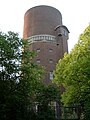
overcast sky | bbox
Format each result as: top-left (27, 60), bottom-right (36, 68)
top-left (0, 0), bottom-right (90, 51)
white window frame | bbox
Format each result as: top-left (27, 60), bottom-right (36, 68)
top-left (50, 71), bottom-right (53, 80)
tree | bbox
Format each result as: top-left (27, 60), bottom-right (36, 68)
top-left (0, 31), bottom-right (61, 120)
top-left (0, 31), bottom-right (22, 120)
top-left (36, 84), bottom-right (61, 120)
top-left (53, 25), bottom-right (90, 119)
top-left (0, 31), bottom-right (44, 120)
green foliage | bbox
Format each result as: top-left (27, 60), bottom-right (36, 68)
top-left (0, 31), bottom-right (44, 120)
top-left (0, 31), bottom-right (61, 120)
top-left (0, 32), bottom-right (22, 120)
top-left (53, 25), bottom-right (90, 119)
top-left (36, 85), bottom-right (61, 104)
top-left (35, 84), bottom-right (61, 120)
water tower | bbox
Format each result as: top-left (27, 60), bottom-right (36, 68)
top-left (23, 5), bottom-right (69, 84)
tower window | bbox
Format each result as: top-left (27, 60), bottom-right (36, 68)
top-left (41, 36), bottom-right (44, 39)
top-left (48, 36), bottom-right (51, 40)
top-left (49, 48), bottom-right (53, 52)
top-left (36, 48), bottom-right (40, 52)
top-left (36, 59), bottom-right (40, 63)
top-left (64, 30), bottom-right (68, 36)
top-left (50, 71), bottom-right (53, 80)
top-left (49, 59), bottom-right (53, 63)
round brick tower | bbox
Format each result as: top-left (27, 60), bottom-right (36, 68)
top-left (23, 5), bottom-right (62, 38)
top-left (23, 5), bottom-right (69, 84)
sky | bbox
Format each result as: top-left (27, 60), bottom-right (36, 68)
top-left (0, 0), bottom-right (90, 51)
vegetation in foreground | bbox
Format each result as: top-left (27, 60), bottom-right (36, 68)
top-left (1, 25), bottom-right (90, 120)
top-left (0, 31), bottom-right (60, 120)
top-left (54, 25), bottom-right (90, 119)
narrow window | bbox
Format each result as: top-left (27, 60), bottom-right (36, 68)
top-left (50, 71), bottom-right (53, 80)
top-left (64, 30), bottom-right (67, 36)
top-left (36, 59), bottom-right (40, 63)
top-left (49, 59), bottom-right (53, 63)
top-left (36, 48), bottom-right (40, 52)
top-left (41, 36), bottom-right (44, 39)
top-left (49, 48), bottom-right (53, 52)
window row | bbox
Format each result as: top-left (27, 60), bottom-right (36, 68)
top-left (28, 34), bottom-right (56, 42)
top-left (36, 59), bottom-right (54, 64)
top-left (36, 48), bottom-right (53, 53)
